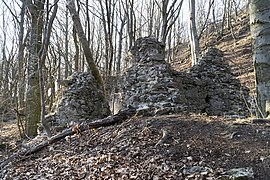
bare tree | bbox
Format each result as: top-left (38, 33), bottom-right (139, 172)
top-left (198, 0), bottom-right (214, 40)
top-left (25, 0), bottom-right (45, 137)
top-left (98, 0), bottom-right (117, 77)
top-left (122, 0), bottom-right (136, 49)
top-left (146, 0), bottom-right (155, 36)
top-left (1, 5), bottom-right (9, 112)
top-left (16, 1), bottom-right (27, 113)
top-left (157, 0), bottom-right (184, 44)
top-left (116, 0), bottom-right (127, 75)
top-left (64, 7), bottom-right (70, 78)
top-left (189, 0), bottom-right (200, 66)
top-left (13, 1), bottom-right (28, 137)
top-left (37, 0), bottom-right (59, 137)
top-left (67, 0), bottom-right (104, 90)
top-left (71, 0), bottom-right (81, 72)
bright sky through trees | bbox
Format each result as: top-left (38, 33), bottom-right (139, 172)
top-left (0, 0), bottom-right (246, 52)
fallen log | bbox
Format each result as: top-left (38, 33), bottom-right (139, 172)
top-left (0, 108), bottom-right (137, 170)
top-left (251, 118), bottom-right (270, 124)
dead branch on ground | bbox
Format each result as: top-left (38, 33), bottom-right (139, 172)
top-left (0, 108), bottom-right (136, 171)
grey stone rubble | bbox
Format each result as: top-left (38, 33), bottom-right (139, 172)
top-left (223, 167), bottom-right (254, 179)
top-left (121, 37), bottom-right (249, 117)
top-left (46, 72), bottom-right (111, 128)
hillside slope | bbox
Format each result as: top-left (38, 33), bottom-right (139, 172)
top-left (171, 12), bottom-right (254, 94)
top-left (1, 114), bottom-right (270, 179)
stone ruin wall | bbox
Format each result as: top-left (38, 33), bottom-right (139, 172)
top-left (189, 48), bottom-right (249, 116)
top-left (121, 37), bottom-right (249, 117)
top-left (46, 72), bottom-right (111, 128)
top-left (46, 37), bottom-right (250, 130)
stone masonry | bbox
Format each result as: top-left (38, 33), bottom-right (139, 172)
top-left (46, 72), bottom-right (111, 128)
top-left (122, 37), bottom-right (207, 115)
top-left (121, 37), bottom-right (249, 117)
top-left (190, 47), bottom-right (249, 116)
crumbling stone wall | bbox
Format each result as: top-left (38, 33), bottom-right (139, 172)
top-left (190, 47), bottom-right (249, 116)
top-left (46, 72), bottom-right (111, 127)
top-left (122, 37), bottom-right (208, 115)
top-left (121, 37), bottom-right (249, 117)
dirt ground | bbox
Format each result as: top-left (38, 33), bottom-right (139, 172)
top-left (1, 113), bottom-right (270, 179)
top-left (0, 121), bottom-right (19, 160)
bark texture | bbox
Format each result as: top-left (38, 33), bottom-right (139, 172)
top-left (189, 0), bottom-right (200, 66)
top-left (25, 0), bottom-right (45, 137)
top-left (250, 0), bottom-right (270, 117)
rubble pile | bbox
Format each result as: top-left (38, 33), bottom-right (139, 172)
top-left (46, 72), bottom-right (111, 127)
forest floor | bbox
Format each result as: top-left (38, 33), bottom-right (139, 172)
top-left (0, 121), bottom-right (19, 160)
top-left (1, 12), bottom-right (269, 179)
top-left (1, 114), bottom-right (270, 179)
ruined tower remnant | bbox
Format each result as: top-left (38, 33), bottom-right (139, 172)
top-left (46, 72), bottom-right (111, 128)
top-left (121, 37), bottom-right (249, 117)
top-left (122, 37), bottom-right (207, 115)
top-left (190, 47), bottom-right (249, 117)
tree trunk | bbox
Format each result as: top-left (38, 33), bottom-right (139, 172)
top-left (73, 26), bottom-right (79, 72)
top-left (67, 0), bottom-right (104, 90)
top-left (25, 0), bottom-right (45, 137)
top-left (189, 0), bottom-right (200, 66)
top-left (198, 0), bottom-right (214, 40)
top-left (64, 8), bottom-right (69, 79)
top-left (17, 1), bottom-right (26, 113)
top-left (124, 0), bottom-right (136, 49)
top-left (1, 7), bottom-right (9, 111)
top-left (220, 0), bottom-right (228, 38)
top-left (250, 0), bottom-right (270, 118)
top-left (147, 0), bottom-right (155, 36)
top-left (37, 0), bottom-right (58, 137)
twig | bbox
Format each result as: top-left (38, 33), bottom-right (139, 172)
top-left (14, 109), bottom-right (25, 139)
